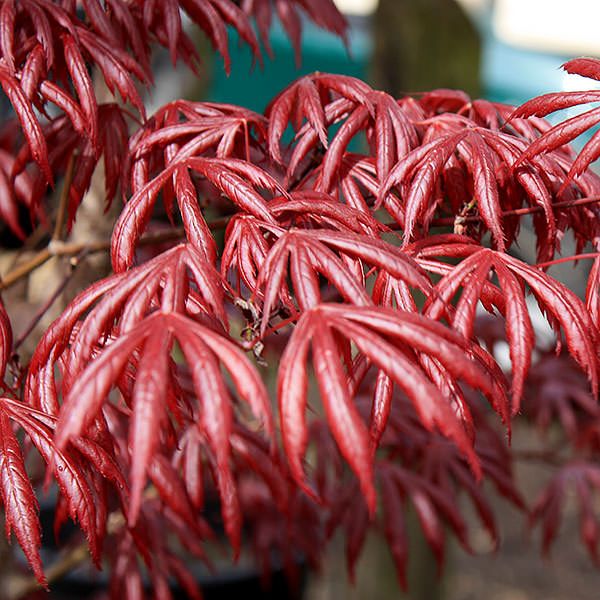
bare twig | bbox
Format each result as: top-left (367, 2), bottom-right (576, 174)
top-left (2, 194), bottom-right (599, 293)
top-left (0, 249), bottom-right (52, 291)
top-left (52, 153), bottom-right (76, 242)
top-left (5, 505), bottom-right (129, 600)
top-left (535, 252), bottom-right (600, 269)
top-left (12, 254), bottom-right (84, 352)
top-left (0, 216), bottom-right (233, 293)
top-left (512, 449), bottom-right (564, 467)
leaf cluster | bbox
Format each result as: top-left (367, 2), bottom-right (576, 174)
top-left (1, 4), bottom-right (600, 599)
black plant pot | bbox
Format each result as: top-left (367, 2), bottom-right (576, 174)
top-left (44, 566), bottom-right (305, 600)
top-left (37, 505), bottom-right (307, 600)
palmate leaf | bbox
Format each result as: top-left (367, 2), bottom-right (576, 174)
top-left (266, 73), bottom-right (373, 164)
top-left (43, 303), bottom-right (273, 549)
top-left (317, 153), bottom-right (422, 228)
top-left (379, 461), bottom-right (472, 579)
top-left (0, 0), bottom-right (347, 186)
top-left (376, 447), bottom-right (516, 588)
top-left (100, 0), bottom-right (345, 76)
top-left (108, 496), bottom-right (211, 600)
top-left (171, 420), bottom-right (310, 572)
top-left (229, 426), bottom-right (290, 513)
top-left (514, 105), bottom-right (600, 182)
top-left (328, 462), bottom-right (471, 587)
top-left (523, 350), bottom-right (599, 441)
top-left (220, 213), bottom-right (274, 298)
top-left (238, 476), bottom-right (324, 587)
top-left (324, 392), bottom-right (523, 588)
top-left (268, 192), bottom-right (385, 235)
top-left (14, 104), bottom-right (130, 227)
top-left (21, 426), bottom-right (101, 566)
top-left (0, 396), bottom-right (126, 583)
top-left (378, 116), bottom-right (580, 255)
top-left (254, 228), bottom-right (433, 333)
top-left (0, 142), bottom-right (35, 239)
top-left (510, 58), bottom-right (600, 179)
top-left (127, 100), bottom-right (267, 173)
top-left (245, 0), bottom-right (347, 64)
top-left (103, 402), bottom-right (215, 543)
top-left (292, 91), bottom-right (419, 191)
top-left (111, 155), bottom-right (286, 272)
top-left (531, 461), bottom-right (600, 564)
top-left (418, 89), bottom-right (552, 142)
top-left (80, 0), bottom-right (148, 71)
top-left (386, 396), bottom-right (524, 530)
top-left (266, 75), bottom-right (420, 188)
top-left (330, 154), bottom-right (382, 212)
top-left (140, 0), bottom-right (346, 73)
top-left (122, 100), bottom-right (269, 261)
top-left (27, 242), bottom-right (227, 411)
top-left (413, 236), bottom-right (600, 412)
top-left (0, 399), bottom-right (45, 586)
top-left (107, 424), bottom-right (319, 600)
top-left (75, 27), bottom-right (146, 116)
top-left (316, 91), bottom-right (419, 192)
top-left (278, 304), bottom-right (508, 511)
top-left (222, 427), bottom-right (326, 580)
top-left (288, 153), bottom-right (388, 217)
top-left (221, 193), bottom-right (386, 298)
top-left (0, 1), bottom-right (144, 176)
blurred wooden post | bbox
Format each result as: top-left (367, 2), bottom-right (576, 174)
top-left (371, 0), bottom-right (481, 97)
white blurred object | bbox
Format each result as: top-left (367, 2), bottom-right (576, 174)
top-left (455, 0), bottom-right (492, 21)
top-left (493, 0), bottom-right (600, 55)
top-left (561, 70), bottom-right (600, 92)
top-left (333, 0), bottom-right (379, 16)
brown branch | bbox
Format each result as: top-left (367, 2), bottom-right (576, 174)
top-left (5, 485), bottom-right (163, 600)
top-left (52, 153), bottom-right (76, 242)
top-left (5, 504), bottom-right (129, 600)
top-left (512, 448), bottom-right (564, 467)
top-left (2, 195), bottom-right (598, 292)
top-left (0, 216), bottom-right (233, 293)
top-left (0, 249), bottom-right (52, 291)
top-left (12, 255), bottom-right (83, 352)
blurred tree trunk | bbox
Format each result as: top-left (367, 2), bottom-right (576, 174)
top-left (305, 518), bottom-right (444, 600)
top-left (362, 8), bottom-right (480, 599)
top-left (371, 0), bottom-right (481, 97)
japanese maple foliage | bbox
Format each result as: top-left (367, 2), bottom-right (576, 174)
top-left (2, 2), bottom-right (600, 598)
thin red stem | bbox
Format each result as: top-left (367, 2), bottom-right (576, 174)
top-left (536, 252), bottom-right (600, 269)
top-left (385, 195), bottom-right (600, 229)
